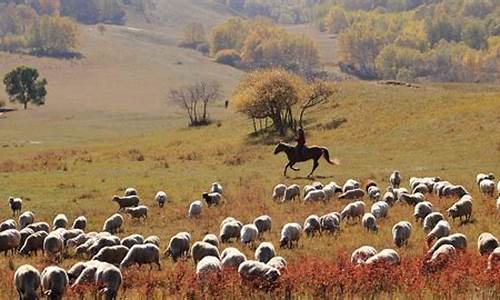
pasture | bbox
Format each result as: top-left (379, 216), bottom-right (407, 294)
top-left (1, 77), bottom-right (499, 298)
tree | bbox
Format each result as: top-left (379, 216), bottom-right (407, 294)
top-left (463, 21), bottom-right (488, 50)
top-left (233, 68), bottom-right (335, 135)
top-left (168, 81), bottom-right (221, 126)
top-left (298, 81), bottom-right (337, 127)
top-left (324, 6), bottom-right (349, 34)
top-left (28, 15), bottom-right (79, 55)
top-left (179, 22), bottom-right (206, 49)
top-left (3, 66), bottom-right (47, 110)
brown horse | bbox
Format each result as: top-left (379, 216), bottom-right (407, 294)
top-left (273, 142), bottom-right (338, 177)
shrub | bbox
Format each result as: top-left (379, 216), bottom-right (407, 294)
top-left (214, 49), bottom-right (241, 67)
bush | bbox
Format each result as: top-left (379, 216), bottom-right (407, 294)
top-left (196, 42), bottom-right (210, 55)
top-left (214, 49), bottom-right (241, 66)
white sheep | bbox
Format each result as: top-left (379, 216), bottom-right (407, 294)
top-left (320, 212), bottom-right (340, 234)
top-left (89, 236), bottom-right (121, 258)
top-left (447, 196), bottom-right (472, 222)
top-left (323, 182), bottom-right (342, 201)
top-left (266, 256), bottom-right (287, 272)
top-left (487, 247), bottom-right (500, 271)
top-left (343, 179), bottom-right (361, 192)
top-left (103, 214), bottom-right (123, 234)
top-left (112, 195), bottom-right (140, 211)
top-left (196, 256), bottom-right (222, 280)
top-left (303, 185), bottom-right (316, 198)
top-left (125, 205), bottom-right (149, 221)
top-left (426, 220), bottom-right (451, 247)
top-left (371, 201), bottom-right (389, 219)
top-left (41, 266), bottom-right (69, 299)
top-left (120, 244), bottom-right (161, 270)
top-left (19, 228), bottom-right (34, 251)
top-left (367, 185), bottom-right (381, 202)
top-left (362, 213), bottom-right (378, 232)
top-left (283, 184), bottom-right (300, 202)
top-left (220, 247), bottom-right (246, 270)
top-left (399, 192), bottom-right (425, 206)
top-left (202, 234), bottom-right (219, 248)
top-left (478, 232), bottom-right (499, 256)
top-left (479, 179), bottom-right (495, 197)
top-left (92, 245), bottom-right (130, 265)
top-left (210, 182), bottom-right (223, 195)
top-left (220, 220), bottom-right (242, 243)
top-left (144, 235), bottom-right (160, 247)
top-left (389, 171), bottom-right (401, 188)
top-left (240, 224), bottom-right (259, 246)
top-left (338, 189), bottom-right (365, 200)
top-left (0, 229), bottom-right (20, 255)
top-left (71, 216), bottom-right (87, 231)
top-left (392, 221), bottom-right (412, 247)
top-left (497, 195), bottom-right (500, 210)
top-left (8, 197), bottom-right (22, 216)
top-left (95, 262), bottom-right (122, 300)
top-left (423, 212), bottom-right (445, 233)
top-left (280, 223), bottom-right (301, 249)
top-left (253, 215), bottom-right (272, 237)
top-left (303, 214), bottom-right (321, 237)
top-left (238, 260), bottom-right (281, 282)
top-left (164, 232), bottom-right (191, 262)
top-left (124, 187), bottom-right (138, 196)
top-left (427, 233), bottom-right (468, 257)
top-left (43, 233), bottom-right (64, 260)
top-left (0, 219), bottom-right (17, 231)
top-left (351, 245), bottom-right (377, 265)
top-left (425, 244), bottom-right (456, 267)
top-left (18, 211), bottom-right (35, 229)
top-left (382, 187), bottom-right (396, 206)
top-left (202, 192), bottom-right (222, 207)
top-left (340, 201), bottom-right (366, 223)
top-left (272, 184), bottom-right (287, 201)
top-left (121, 234), bottom-right (144, 249)
top-left (412, 183), bottom-right (430, 194)
top-left (19, 231), bottom-right (48, 256)
top-left (191, 241), bottom-right (220, 264)
top-left (14, 264), bottom-right (41, 300)
top-left (365, 249), bottom-right (400, 265)
top-left (442, 185), bottom-right (469, 198)
top-left (304, 189), bottom-right (326, 203)
top-left (155, 191), bottom-right (167, 208)
top-left (26, 222), bottom-right (49, 233)
top-left (52, 214), bottom-right (68, 230)
top-left (255, 242), bottom-right (275, 263)
top-left (188, 200), bottom-right (202, 218)
top-left (414, 201), bottom-right (433, 222)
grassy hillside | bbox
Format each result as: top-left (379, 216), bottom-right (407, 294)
top-left (0, 80), bottom-right (499, 298)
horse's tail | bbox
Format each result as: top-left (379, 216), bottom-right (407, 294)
top-left (321, 147), bottom-right (340, 165)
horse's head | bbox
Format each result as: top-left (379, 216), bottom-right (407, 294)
top-left (274, 142), bottom-right (285, 155)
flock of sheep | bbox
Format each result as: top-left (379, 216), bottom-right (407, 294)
top-left (3, 172), bottom-right (500, 299)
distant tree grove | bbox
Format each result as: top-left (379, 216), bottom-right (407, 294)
top-left (0, 0), bottom-right (136, 56)
top-left (204, 17), bottom-right (320, 75)
top-left (213, 0), bottom-right (500, 83)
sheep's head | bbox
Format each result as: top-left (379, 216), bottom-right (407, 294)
top-left (264, 268), bottom-right (281, 282)
top-left (8, 197), bottom-right (14, 204)
top-left (279, 237), bottom-right (288, 248)
top-left (111, 195), bottom-right (120, 202)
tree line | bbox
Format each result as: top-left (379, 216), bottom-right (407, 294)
top-left (320, 0), bottom-right (500, 83)
top-left (180, 18), bottom-right (321, 76)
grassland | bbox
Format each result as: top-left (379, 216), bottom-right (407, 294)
top-left (0, 78), bottom-right (499, 298)
top-left (0, 1), bottom-right (499, 297)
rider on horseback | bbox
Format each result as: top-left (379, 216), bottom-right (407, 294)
top-left (296, 127), bottom-right (307, 156)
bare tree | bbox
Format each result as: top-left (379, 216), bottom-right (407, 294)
top-left (298, 81), bottom-right (336, 127)
top-left (168, 80), bottom-right (221, 126)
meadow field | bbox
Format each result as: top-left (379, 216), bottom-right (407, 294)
top-left (1, 1), bottom-right (500, 298)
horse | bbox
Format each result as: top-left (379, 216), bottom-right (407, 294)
top-left (273, 142), bottom-right (338, 177)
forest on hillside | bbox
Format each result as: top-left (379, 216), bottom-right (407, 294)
top-left (215, 0), bottom-right (500, 82)
top-left (0, 0), bottom-right (145, 56)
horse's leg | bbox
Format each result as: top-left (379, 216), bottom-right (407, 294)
top-left (308, 159), bottom-right (319, 177)
top-left (284, 162), bottom-right (291, 177)
top-left (290, 163), bottom-right (300, 171)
